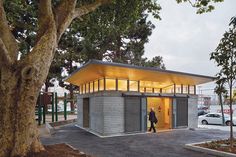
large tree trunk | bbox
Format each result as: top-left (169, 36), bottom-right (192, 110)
top-left (0, 1), bottom-right (107, 156)
top-left (0, 68), bottom-right (44, 157)
top-left (0, 41), bottom-right (56, 157)
top-left (0, 47), bottom-right (57, 156)
top-left (0, 6), bottom-right (57, 156)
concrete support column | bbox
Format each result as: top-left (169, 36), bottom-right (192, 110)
top-left (172, 98), bottom-right (177, 128)
top-left (77, 97), bottom-right (83, 127)
top-left (188, 96), bottom-right (198, 129)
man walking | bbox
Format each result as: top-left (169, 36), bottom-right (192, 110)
top-left (149, 107), bottom-right (157, 133)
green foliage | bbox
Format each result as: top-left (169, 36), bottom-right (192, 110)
top-left (75, 0), bottom-right (161, 65)
top-left (214, 76), bottom-right (227, 96)
top-left (4, 0), bottom-right (38, 56)
top-left (176, 0), bottom-right (224, 14)
top-left (3, 0), bottom-right (164, 89)
top-left (210, 20), bottom-right (236, 82)
top-left (214, 74), bottom-right (227, 125)
top-left (210, 16), bottom-right (236, 148)
top-left (48, 0), bottom-right (163, 89)
top-left (141, 56), bottom-right (165, 69)
top-left (230, 17), bottom-right (236, 29)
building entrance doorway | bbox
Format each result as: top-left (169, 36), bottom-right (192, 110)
top-left (147, 97), bottom-right (172, 131)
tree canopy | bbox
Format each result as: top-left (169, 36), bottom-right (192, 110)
top-left (45, 0), bottom-right (164, 104)
top-left (210, 16), bottom-right (236, 149)
top-left (176, 0), bottom-right (224, 14)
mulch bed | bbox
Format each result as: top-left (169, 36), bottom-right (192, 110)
top-left (27, 143), bottom-right (92, 157)
top-left (197, 139), bottom-right (236, 154)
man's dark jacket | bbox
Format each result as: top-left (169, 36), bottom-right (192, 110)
top-left (149, 111), bottom-right (157, 123)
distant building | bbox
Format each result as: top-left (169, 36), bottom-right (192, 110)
top-left (224, 89), bottom-right (236, 105)
top-left (198, 94), bottom-right (213, 107)
top-left (203, 96), bottom-right (211, 106)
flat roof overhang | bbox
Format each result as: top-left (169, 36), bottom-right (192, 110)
top-left (65, 60), bottom-right (215, 86)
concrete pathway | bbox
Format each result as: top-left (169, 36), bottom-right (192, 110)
top-left (44, 114), bottom-right (77, 123)
top-left (41, 124), bottom-right (234, 157)
top-left (198, 124), bottom-right (236, 132)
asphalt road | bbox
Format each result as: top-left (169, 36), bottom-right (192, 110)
top-left (41, 124), bottom-right (236, 157)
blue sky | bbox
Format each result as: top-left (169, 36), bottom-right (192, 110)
top-left (144, 0), bottom-right (236, 95)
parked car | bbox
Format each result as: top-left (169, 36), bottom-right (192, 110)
top-left (198, 110), bottom-right (208, 116)
top-left (198, 113), bottom-right (236, 126)
top-left (198, 104), bottom-right (209, 111)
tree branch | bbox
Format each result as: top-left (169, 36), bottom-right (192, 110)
top-left (54, 0), bottom-right (77, 42)
top-left (0, 38), bottom-right (12, 66)
top-left (187, 0), bottom-right (194, 7)
top-left (36, 0), bottom-right (55, 42)
top-left (0, 0), bottom-right (18, 62)
top-left (22, 0), bottom-right (57, 71)
top-left (54, 0), bottom-right (111, 42)
top-left (73, 0), bottom-right (111, 19)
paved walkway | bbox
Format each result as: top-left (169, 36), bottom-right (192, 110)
top-left (44, 114), bottom-right (77, 123)
top-left (198, 124), bottom-right (236, 132)
top-left (41, 124), bottom-right (235, 157)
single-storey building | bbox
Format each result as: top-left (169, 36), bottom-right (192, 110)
top-left (65, 59), bottom-right (214, 136)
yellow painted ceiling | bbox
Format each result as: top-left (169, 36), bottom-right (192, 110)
top-left (65, 60), bottom-right (214, 87)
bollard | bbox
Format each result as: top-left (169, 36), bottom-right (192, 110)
top-left (55, 92), bottom-right (58, 121)
top-left (52, 92), bottom-right (54, 122)
top-left (43, 95), bottom-right (46, 124)
top-left (64, 92), bottom-right (67, 120)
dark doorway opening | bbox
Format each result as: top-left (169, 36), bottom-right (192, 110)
top-left (83, 98), bottom-right (89, 128)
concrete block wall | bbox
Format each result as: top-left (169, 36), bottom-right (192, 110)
top-left (103, 97), bottom-right (124, 135)
top-left (77, 98), bottom-right (83, 127)
top-left (188, 96), bottom-right (198, 128)
top-left (89, 97), bottom-right (104, 134)
top-left (77, 91), bottom-right (198, 136)
top-left (77, 94), bottom-right (125, 136)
